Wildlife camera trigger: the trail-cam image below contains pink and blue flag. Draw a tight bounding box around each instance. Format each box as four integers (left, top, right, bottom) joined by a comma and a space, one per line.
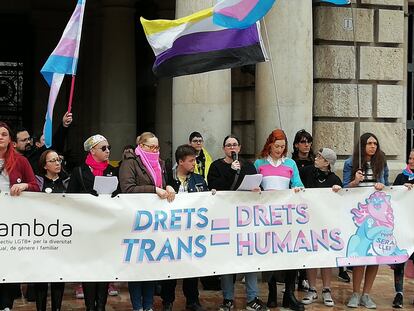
213, 0, 276, 29
321, 0, 350, 5
41, 0, 86, 148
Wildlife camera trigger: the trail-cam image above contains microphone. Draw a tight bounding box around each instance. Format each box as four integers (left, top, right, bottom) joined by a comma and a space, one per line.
231, 151, 240, 174
231, 151, 237, 161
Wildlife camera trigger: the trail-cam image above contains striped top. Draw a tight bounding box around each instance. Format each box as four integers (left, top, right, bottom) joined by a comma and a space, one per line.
254, 157, 303, 190
359, 161, 376, 187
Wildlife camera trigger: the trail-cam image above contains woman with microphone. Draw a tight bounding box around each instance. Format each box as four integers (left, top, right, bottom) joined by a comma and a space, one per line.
207, 134, 268, 311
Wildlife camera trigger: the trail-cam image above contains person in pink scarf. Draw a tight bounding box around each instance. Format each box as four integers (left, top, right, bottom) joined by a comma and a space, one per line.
119, 131, 175, 311
67, 134, 118, 311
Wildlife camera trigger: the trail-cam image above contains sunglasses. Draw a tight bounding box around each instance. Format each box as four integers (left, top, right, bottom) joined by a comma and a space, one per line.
299, 140, 312, 144
96, 145, 111, 152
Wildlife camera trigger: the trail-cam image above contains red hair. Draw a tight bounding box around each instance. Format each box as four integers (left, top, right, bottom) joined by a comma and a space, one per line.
260, 129, 288, 158
0, 122, 17, 173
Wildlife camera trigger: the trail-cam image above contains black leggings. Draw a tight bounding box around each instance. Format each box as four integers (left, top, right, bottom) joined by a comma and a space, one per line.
34, 282, 65, 311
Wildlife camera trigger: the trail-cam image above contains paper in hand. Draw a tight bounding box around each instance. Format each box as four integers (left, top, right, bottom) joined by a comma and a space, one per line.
93, 176, 118, 194
237, 174, 263, 191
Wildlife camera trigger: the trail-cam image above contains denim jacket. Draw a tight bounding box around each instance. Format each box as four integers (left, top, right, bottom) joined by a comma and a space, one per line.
343, 157, 389, 187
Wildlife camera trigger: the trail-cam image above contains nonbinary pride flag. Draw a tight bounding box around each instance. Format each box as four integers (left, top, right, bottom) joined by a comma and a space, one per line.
141, 7, 268, 78
41, 0, 86, 148
213, 0, 276, 29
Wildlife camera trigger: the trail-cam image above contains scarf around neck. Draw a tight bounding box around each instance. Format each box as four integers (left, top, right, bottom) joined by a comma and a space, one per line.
85, 153, 108, 176
135, 146, 162, 187
403, 165, 414, 180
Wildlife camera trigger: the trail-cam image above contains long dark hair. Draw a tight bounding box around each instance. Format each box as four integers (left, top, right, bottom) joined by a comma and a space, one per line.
291, 129, 315, 161
351, 132, 386, 180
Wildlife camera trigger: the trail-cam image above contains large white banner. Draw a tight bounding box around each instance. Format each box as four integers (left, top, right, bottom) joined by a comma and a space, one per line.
0, 187, 413, 282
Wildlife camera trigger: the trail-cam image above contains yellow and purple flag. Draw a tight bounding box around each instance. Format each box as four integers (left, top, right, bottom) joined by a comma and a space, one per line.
41, 0, 85, 148
213, 0, 276, 29
141, 8, 268, 78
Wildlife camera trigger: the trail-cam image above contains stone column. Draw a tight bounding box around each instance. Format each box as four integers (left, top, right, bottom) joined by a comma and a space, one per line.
172, 0, 231, 160
255, 0, 313, 151
155, 79, 173, 160
99, 0, 137, 159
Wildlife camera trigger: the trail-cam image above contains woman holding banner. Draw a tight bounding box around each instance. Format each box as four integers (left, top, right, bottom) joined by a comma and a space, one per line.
33, 149, 69, 311
207, 134, 268, 311
119, 132, 175, 311
0, 122, 39, 311
299, 148, 342, 307
67, 134, 118, 311
343, 132, 389, 309
254, 129, 304, 311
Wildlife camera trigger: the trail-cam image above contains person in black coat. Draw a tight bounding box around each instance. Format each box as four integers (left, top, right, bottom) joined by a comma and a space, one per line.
207, 135, 267, 311
67, 134, 118, 311
299, 148, 341, 307
207, 136, 257, 191
34, 150, 69, 311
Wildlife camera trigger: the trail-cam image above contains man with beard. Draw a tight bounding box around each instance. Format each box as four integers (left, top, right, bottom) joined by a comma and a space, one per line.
13, 112, 72, 174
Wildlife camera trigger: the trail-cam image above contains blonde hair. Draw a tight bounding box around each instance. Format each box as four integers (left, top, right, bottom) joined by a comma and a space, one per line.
136, 132, 156, 145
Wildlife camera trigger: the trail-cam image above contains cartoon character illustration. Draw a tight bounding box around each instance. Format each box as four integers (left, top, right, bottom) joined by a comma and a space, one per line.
346, 191, 407, 258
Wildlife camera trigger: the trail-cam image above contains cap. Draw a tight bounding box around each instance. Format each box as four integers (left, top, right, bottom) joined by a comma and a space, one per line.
320, 148, 337, 169
84, 134, 107, 152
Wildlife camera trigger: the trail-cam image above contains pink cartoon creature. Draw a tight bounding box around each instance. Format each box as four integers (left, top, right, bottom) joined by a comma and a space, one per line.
346, 191, 407, 258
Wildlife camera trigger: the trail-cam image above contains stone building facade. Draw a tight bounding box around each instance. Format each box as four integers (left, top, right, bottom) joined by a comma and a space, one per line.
313, 0, 407, 179
0, 0, 412, 180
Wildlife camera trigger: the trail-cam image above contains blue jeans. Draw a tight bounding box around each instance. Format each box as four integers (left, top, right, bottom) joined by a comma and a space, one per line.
221, 273, 258, 302
128, 281, 155, 310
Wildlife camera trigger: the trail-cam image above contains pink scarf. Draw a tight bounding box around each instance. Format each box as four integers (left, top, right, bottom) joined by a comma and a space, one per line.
85, 153, 108, 176
135, 146, 162, 187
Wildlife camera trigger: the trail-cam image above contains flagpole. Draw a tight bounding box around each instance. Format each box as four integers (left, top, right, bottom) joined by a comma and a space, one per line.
67, 75, 76, 113
262, 19, 283, 129
350, 1, 362, 169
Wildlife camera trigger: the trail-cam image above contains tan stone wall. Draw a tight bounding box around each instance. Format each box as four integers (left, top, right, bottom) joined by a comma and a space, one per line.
313, 1, 406, 181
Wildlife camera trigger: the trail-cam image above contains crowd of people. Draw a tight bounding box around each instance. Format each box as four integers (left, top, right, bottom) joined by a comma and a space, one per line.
0, 114, 413, 311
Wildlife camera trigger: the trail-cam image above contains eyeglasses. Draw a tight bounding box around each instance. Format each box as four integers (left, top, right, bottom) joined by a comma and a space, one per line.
142, 144, 160, 151
95, 145, 111, 152
299, 140, 312, 144
46, 158, 63, 164
191, 139, 204, 144
224, 143, 239, 148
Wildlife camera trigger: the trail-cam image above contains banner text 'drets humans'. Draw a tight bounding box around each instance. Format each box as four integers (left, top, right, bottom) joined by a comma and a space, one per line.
236, 204, 344, 255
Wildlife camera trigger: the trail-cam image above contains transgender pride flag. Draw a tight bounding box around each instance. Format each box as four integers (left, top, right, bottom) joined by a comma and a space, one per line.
41, 0, 86, 148
321, 0, 350, 4
213, 0, 276, 29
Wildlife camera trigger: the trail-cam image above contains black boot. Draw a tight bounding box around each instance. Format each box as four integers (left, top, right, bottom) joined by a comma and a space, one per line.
267, 276, 277, 307
282, 270, 304, 311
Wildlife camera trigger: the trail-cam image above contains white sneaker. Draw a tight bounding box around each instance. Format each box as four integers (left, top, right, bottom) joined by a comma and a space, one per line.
322, 288, 334, 307
347, 292, 360, 308
301, 288, 317, 304
360, 294, 376, 309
